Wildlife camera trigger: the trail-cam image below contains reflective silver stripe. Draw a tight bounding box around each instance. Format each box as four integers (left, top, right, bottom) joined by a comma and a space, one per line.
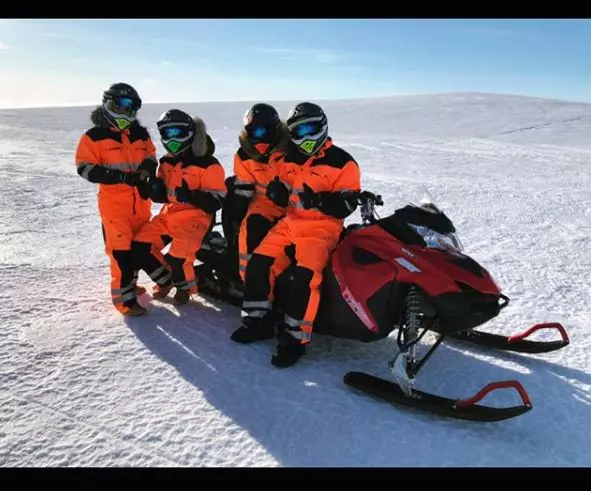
239, 264, 247, 272
235, 179, 253, 186
113, 291, 136, 304
243, 300, 272, 309
186, 279, 198, 289
283, 316, 312, 341
239, 253, 251, 260
201, 188, 227, 199
236, 189, 254, 197
104, 162, 143, 172
78, 161, 144, 174
241, 309, 267, 318
167, 189, 177, 198
285, 330, 311, 341
78, 163, 93, 180
285, 315, 302, 328
285, 316, 313, 329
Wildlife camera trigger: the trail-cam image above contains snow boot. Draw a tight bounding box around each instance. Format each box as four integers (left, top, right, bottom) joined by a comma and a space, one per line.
230, 314, 275, 344
173, 289, 191, 305
152, 284, 173, 299
271, 325, 306, 368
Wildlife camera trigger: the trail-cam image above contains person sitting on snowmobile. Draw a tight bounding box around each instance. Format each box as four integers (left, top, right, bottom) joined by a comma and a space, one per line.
131, 109, 226, 305
74, 82, 171, 316
230, 102, 361, 367
222, 103, 291, 282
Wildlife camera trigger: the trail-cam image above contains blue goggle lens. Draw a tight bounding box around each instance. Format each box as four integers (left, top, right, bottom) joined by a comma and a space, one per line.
117, 97, 134, 108
293, 122, 321, 138
163, 127, 183, 138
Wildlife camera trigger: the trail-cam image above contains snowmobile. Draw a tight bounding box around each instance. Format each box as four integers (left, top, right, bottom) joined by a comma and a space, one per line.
194, 185, 570, 422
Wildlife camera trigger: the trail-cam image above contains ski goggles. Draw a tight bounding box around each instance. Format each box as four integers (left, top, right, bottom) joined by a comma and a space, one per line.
159, 124, 193, 140
288, 118, 326, 142
245, 124, 278, 143
106, 96, 141, 116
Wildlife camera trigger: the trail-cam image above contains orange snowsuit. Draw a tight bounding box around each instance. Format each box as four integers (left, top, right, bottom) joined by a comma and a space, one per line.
242, 138, 361, 344
133, 120, 226, 298
75, 107, 167, 314
231, 131, 290, 281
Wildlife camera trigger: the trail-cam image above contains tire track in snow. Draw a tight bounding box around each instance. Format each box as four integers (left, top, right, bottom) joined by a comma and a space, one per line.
498, 116, 587, 135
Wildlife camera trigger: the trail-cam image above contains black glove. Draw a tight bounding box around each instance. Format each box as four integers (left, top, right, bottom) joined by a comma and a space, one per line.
266, 176, 289, 208
175, 179, 192, 203
298, 183, 322, 209
176, 179, 221, 213
138, 157, 157, 177
140, 175, 167, 203
120, 171, 143, 187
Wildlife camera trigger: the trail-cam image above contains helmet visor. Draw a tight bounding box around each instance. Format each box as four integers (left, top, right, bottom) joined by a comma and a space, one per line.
288, 118, 325, 143
106, 96, 140, 117
159, 124, 192, 140
245, 124, 278, 144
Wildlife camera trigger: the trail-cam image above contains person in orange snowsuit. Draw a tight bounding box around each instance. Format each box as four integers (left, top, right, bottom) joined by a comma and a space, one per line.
223, 103, 291, 282
75, 82, 172, 316
131, 109, 226, 305
231, 102, 361, 368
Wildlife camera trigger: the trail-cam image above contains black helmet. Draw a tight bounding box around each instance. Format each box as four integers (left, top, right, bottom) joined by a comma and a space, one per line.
285, 102, 328, 155
242, 103, 281, 145
156, 109, 196, 155
101, 82, 142, 131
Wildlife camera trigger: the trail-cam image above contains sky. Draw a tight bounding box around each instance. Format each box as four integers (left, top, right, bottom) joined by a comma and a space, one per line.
1, 18, 591, 108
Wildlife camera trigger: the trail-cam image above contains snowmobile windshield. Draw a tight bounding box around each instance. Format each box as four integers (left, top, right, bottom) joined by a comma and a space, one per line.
408, 223, 464, 253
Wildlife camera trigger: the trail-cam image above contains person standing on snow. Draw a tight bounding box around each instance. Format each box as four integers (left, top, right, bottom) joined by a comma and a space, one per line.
131, 109, 226, 305
223, 103, 291, 282
230, 102, 361, 368
75, 82, 172, 316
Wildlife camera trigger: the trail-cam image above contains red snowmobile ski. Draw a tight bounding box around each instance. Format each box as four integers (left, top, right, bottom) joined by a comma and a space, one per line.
195, 184, 570, 422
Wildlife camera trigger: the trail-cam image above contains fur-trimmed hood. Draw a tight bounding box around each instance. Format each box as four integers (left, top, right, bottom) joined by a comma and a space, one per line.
90, 105, 148, 132
238, 122, 292, 162
190, 115, 215, 157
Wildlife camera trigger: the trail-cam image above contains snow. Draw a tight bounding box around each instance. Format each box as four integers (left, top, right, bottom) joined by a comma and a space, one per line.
0, 92, 589, 467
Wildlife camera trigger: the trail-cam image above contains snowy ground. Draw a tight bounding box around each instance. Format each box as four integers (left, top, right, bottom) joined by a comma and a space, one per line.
0, 92, 589, 467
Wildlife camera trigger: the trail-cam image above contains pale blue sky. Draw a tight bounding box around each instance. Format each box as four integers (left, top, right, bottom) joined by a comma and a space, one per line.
1, 19, 590, 108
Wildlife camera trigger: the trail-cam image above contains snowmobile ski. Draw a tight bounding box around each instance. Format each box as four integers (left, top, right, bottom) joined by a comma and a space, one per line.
343, 371, 532, 422
448, 322, 569, 354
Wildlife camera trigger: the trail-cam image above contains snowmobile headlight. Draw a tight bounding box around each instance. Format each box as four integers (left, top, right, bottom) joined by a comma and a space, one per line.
408, 224, 464, 253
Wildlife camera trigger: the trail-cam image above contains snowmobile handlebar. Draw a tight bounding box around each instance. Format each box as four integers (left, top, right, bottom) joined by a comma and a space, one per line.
358, 191, 383, 225
358, 191, 383, 207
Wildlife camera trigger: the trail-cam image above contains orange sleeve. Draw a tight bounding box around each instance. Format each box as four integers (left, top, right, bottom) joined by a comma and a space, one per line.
180, 161, 226, 214
332, 159, 361, 194
75, 133, 100, 167
200, 161, 227, 198
234, 152, 254, 185
75, 133, 105, 182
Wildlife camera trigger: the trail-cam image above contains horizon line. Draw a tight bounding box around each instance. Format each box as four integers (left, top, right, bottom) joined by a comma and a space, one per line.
1, 91, 590, 110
